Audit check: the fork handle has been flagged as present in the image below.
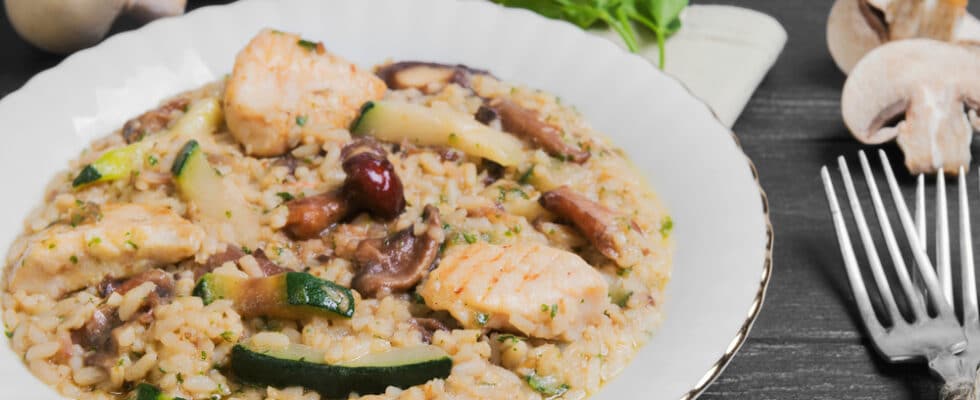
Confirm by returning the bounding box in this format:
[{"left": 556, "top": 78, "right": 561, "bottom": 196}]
[{"left": 942, "top": 380, "right": 977, "bottom": 400}]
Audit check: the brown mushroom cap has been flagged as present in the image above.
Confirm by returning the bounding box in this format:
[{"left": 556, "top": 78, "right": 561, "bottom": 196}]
[
  {"left": 827, "top": 0, "right": 978, "bottom": 73},
  {"left": 351, "top": 205, "right": 444, "bottom": 298},
  {"left": 842, "top": 39, "right": 980, "bottom": 173},
  {"left": 376, "top": 62, "right": 488, "bottom": 93},
  {"left": 539, "top": 186, "right": 623, "bottom": 262},
  {"left": 487, "top": 98, "right": 591, "bottom": 163}
]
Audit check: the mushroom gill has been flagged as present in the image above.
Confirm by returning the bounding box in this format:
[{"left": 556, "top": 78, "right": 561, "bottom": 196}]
[
  {"left": 351, "top": 205, "right": 444, "bottom": 298},
  {"left": 841, "top": 39, "right": 980, "bottom": 173}
]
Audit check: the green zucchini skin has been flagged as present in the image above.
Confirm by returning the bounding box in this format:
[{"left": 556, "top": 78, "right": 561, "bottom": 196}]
[
  {"left": 349, "top": 101, "right": 376, "bottom": 133},
  {"left": 193, "top": 272, "right": 355, "bottom": 319},
  {"left": 71, "top": 165, "right": 102, "bottom": 187},
  {"left": 284, "top": 272, "right": 355, "bottom": 318},
  {"left": 131, "top": 383, "right": 186, "bottom": 400},
  {"left": 230, "top": 344, "right": 452, "bottom": 398},
  {"left": 170, "top": 140, "right": 200, "bottom": 177}
]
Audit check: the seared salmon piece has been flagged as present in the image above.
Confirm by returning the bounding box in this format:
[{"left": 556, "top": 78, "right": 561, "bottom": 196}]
[
  {"left": 224, "top": 29, "right": 386, "bottom": 156},
  {"left": 418, "top": 242, "right": 609, "bottom": 341},
  {"left": 7, "top": 204, "right": 204, "bottom": 298}
]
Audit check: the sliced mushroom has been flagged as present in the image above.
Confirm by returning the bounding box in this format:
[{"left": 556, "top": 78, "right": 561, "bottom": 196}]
[
  {"left": 283, "top": 139, "right": 405, "bottom": 239},
  {"left": 351, "top": 205, "right": 443, "bottom": 298},
  {"left": 539, "top": 186, "right": 624, "bottom": 262},
  {"left": 827, "top": 0, "right": 980, "bottom": 73},
  {"left": 841, "top": 39, "right": 980, "bottom": 173},
  {"left": 376, "top": 62, "right": 488, "bottom": 93},
  {"left": 408, "top": 317, "right": 450, "bottom": 344},
  {"left": 74, "top": 269, "right": 175, "bottom": 367},
  {"left": 487, "top": 98, "right": 590, "bottom": 163},
  {"left": 284, "top": 191, "right": 351, "bottom": 240},
  {"left": 252, "top": 248, "right": 287, "bottom": 276},
  {"left": 121, "top": 97, "right": 190, "bottom": 143}
]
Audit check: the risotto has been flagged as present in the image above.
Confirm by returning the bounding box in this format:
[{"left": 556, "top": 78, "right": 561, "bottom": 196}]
[{"left": 2, "top": 29, "right": 672, "bottom": 400}]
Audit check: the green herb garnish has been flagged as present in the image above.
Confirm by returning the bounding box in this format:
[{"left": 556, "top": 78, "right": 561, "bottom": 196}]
[
  {"left": 659, "top": 215, "right": 673, "bottom": 238},
  {"left": 297, "top": 39, "right": 318, "bottom": 51},
  {"left": 493, "top": 0, "right": 688, "bottom": 68},
  {"left": 295, "top": 115, "right": 308, "bottom": 127},
  {"left": 276, "top": 192, "right": 295, "bottom": 202}
]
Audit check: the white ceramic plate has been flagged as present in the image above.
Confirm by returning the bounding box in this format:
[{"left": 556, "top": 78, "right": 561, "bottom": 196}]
[{"left": 0, "top": 0, "right": 773, "bottom": 398}]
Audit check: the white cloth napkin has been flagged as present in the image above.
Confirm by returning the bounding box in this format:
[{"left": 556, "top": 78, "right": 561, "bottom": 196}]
[{"left": 592, "top": 5, "right": 787, "bottom": 127}]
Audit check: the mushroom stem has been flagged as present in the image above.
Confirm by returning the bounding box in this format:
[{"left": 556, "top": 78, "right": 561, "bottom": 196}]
[{"left": 896, "top": 85, "right": 973, "bottom": 173}]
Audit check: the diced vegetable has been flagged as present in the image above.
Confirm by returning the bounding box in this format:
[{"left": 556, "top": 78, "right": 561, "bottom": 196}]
[
  {"left": 72, "top": 143, "right": 143, "bottom": 187},
  {"left": 72, "top": 98, "right": 223, "bottom": 188},
  {"left": 193, "top": 271, "right": 355, "bottom": 319},
  {"left": 231, "top": 338, "right": 452, "bottom": 397},
  {"left": 172, "top": 140, "right": 260, "bottom": 246},
  {"left": 351, "top": 101, "right": 526, "bottom": 166},
  {"left": 130, "top": 383, "right": 186, "bottom": 400}
]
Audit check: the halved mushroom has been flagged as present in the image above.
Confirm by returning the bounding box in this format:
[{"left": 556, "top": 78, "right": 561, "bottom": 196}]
[
  {"left": 376, "top": 62, "right": 488, "bottom": 93},
  {"left": 539, "top": 186, "right": 624, "bottom": 262},
  {"left": 827, "top": 0, "right": 980, "bottom": 73},
  {"left": 486, "top": 98, "right": 591, "bottom": 163},
  {"left": 283, "top": 139, "right": 405, "bottom": 239},
  {"left": 351, "top": 205, "right": 444, "bottom": 298},
  {"left": 841, "top": 39, "right": 980, "bottom": 174}
]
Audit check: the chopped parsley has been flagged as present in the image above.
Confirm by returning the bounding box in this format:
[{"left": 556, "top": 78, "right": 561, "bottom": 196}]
[
  {"left": 158, "top": 367, "right": 167, "bottom": 374},
  {"left": 87, "top": 237, "right": 101, "bottom": 247},
  {"left": 220, "top": 331, "right": 235, "bottom": 342},
  {"left": 47, "top": 242, "right": 56, "bottom": 249},
  {"left": 518, "top": 166, "right": 535, "bottom": 184},
  {"left": 496, "top": 334, "right": 524, "bottom": 343},
  {"left": 241, "top": 246, "right": 252, "bottom": 255},
  {"left": 4, "top": 330, "right": 12, "bottom": 338},
  {"left": 201, "top": 351, "right": 208, "bottom": 361},
  {"left": 147, "top": 155, "right": 159, "bottom": 166},
  {"left": 176, "top": 372, "right": 184, "bottom": 384},
  {"left": 462, "top": 232, "right": 478, "bottom": 244},
  {"left": 617, "top": 267, "right": 632, "bottom": 277},
  {"left": 295, "top": 115, "right": 308, "bottom": 127},
  {"left": 125, "top": 240, "right": 139, "bottom": 250},
  {"left": 297, "top": 39, "right": 318, "bottom": 51},
  {"left": 526, "top": 372, "right": 569, "bottom": 397},
  {"left": 448, "top": 133, "right": 459, "bottom": 143},
  {"left": 498, "top": 187, "right": 529, "bottom": 202},
  {"left": 276, "top": 192, "right": 295, "bottom": 202},
  {"left": 69, "top": 255, "right": 78, "bottom": 264},
  {"left": 549, "top": 304, "right": 558, "bottom": 319},
  {"left": 475, "top": 312, "right": 489, "bottom": 326},
  {"left": 659, "top": 216, "right": 673, "bottom": 238},
  {"left": 225, "top": 210, "right": 232, "bottom": 219}
]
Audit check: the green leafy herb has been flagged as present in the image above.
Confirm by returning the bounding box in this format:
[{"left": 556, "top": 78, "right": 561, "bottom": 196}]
[
  {"left": 241, "top": 246, "right": 252, "bottom": 255},
  {"left": 220, "top": 331, "right": 235, "bottom": 342},
  {"left": 493, "top": 0, "right": 689, "bottom": 68},
  {"left": 659, "top": 215, "right": 673, "bottom": 238},
  {"left": 177, "top": 372, "right": 184, "bottom": 384},
  {"left": 295, "top": 115, "right": 308, "bottom": 127},
  {"left": 147, "top": 155, "right": 159, "bottom": 166},
  {"left": 201, "top": 351, "right": 208, "bottom": 360},
  {"left": 4, "top": 330, "right": 12, "bottom": 338},
  {"left": 125, "top": 240, "right": 139, "bottom": 250},
  {"left": 276, "top": 192, "right": 295, "bottom": 202},
  {"left": 87, "top": 237, "right": 101, "bottom": 247},
  {"left": 69, "top": 255, "right": 78, "bottom": 264},
  {"left": 525, "top": 371, "right": 570, "bottom": 397},
  {"left": 496, "top": 334, "right": 525, "bottom": 343},
  {"left": 463, "top": 232, "right": 478, "bottom": 244},
  {"left": 475, "top": 312, "right": 489, "bottom": 326},
  {"left": 549, "top": 304, "right": 558, "bottom": 319},
  {"left": 518, "top": 166, "right": 535, "bottom": 184},
  {"left": 297, "top": 39, "right": 318, "bottom": 51}
]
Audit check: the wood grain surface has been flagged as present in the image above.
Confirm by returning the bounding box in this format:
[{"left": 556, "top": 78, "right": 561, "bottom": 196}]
[{"left": 2, "top": 1, "right": 979, "bottom": 398}]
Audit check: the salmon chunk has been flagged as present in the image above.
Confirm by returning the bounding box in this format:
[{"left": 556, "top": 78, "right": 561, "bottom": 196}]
[
  {"left": 224, "top": 29, "right": 386, "bottom": 156},
  {"left": 7, "top": 204, "right": 204, "bottom": 298},
  {"left": 418, "top": 242, "right": 609, "bottom": 341}
]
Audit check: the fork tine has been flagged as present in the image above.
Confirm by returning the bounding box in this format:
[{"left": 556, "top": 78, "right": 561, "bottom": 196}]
[
  {"left": 961, "top": 167, "right": 977, "bottom": 324},
  {"left": 838, "top": 157, "right": 903, "bottom": 322},
  {"left": 822, "top": 166, "right": 884, "bottom": 333},
  {"left": 913, "top": 174, "right": 927, "bottom": 306},
  {"left": 859, "top": 151, "right": 927, "bottom": 320},
  {"left": 878, "top": 150, "right": 955, "bottom": 317},
  {"left": 936, "top": 169, "right": 953, "bottom": 304}
]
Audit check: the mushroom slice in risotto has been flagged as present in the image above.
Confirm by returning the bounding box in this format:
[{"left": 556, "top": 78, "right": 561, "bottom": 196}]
[
  {"left": 224, "top": 29, "right": 386, "bottom": 157},
  {"left": 540, "top": 186, "right": 649, "bottom": 268},
  {"left": 6, "top": 203, "right": 203, "bottom": 298},
  {"left": 352, "top": 205, "right": 443, "bottom": 298},
  {"left": 418, "top": 242, "right": 609, "bottom": 341}
]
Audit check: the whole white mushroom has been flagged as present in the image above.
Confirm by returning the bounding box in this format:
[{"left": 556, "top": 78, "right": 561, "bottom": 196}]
[{"left": 4, "top": 0, "right": 187, "bottom": 54}]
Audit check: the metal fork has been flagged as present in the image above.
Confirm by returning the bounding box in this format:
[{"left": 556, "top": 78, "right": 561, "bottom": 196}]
[{"left": 821, "top": 150, "right": 976, "bottom": 399}]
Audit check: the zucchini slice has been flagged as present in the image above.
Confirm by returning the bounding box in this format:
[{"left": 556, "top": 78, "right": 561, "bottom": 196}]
[
  {"left": 231, "top": 339, "right": 452, "bottom": 397},
  {"left": 72, "top": 98, "right": 223, "bottom": 188},
  {"left": 172, "top": 139, "right": 260, "bottom": 246},
  {"left": 193, "top": 271, "right": 355, "bottom": 319},
  {"left": 130, "top": 383, "right": 186, "bottom": 400},
  {"left": 351, "top": 100, "right": 526, "bottom": 167},
  {"left": 72, "top": 143, "right": 143, "bottom": 187}
]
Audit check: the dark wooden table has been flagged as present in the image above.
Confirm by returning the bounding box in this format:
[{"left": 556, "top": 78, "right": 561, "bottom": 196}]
[{"left": 2, "top": 1, "right": 977, "bottom": 399}]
